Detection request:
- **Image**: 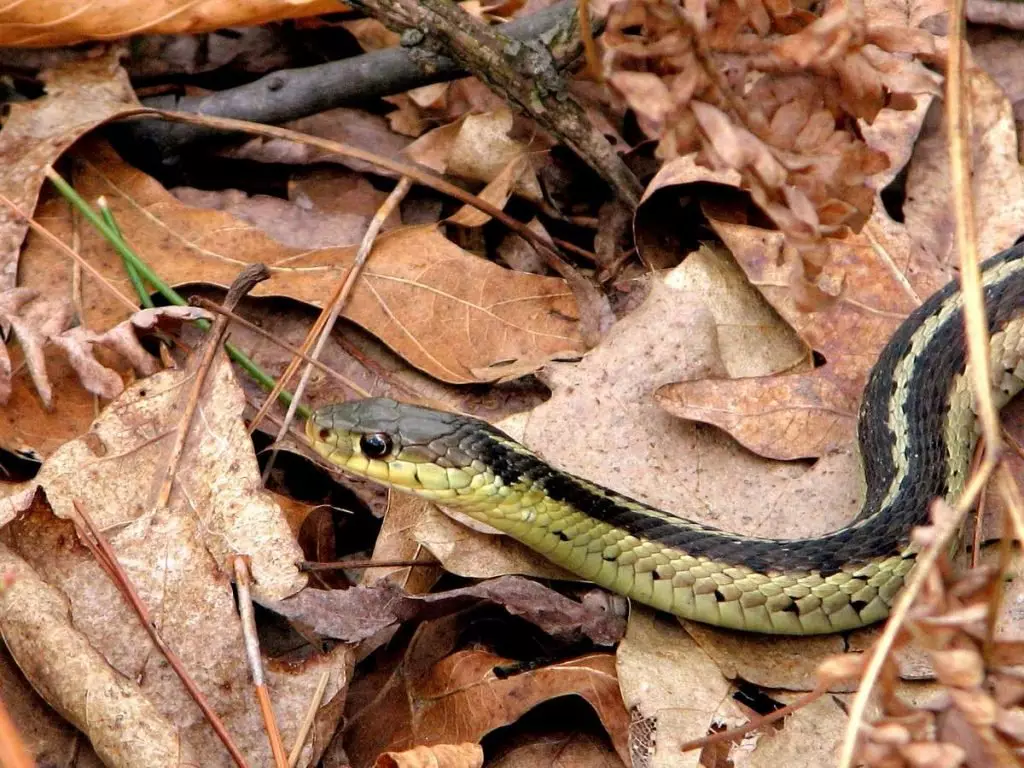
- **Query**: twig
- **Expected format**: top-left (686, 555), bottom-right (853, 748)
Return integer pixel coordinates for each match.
top-left (298, 557), bottom-right (439, 571)
top-left (234, 557), bottom-right (288, 768)
top-left (120, 107), bottom-right (602, 333)
top-left (72, 500), bottom-right (250, 768)
top-left (124, 2), bottom-right (595, 158)
top-left (578, 0), bottom-right (602, 81)
top-left (837, 492), bottom-right (985, 768)
top-left (157, 265), bottom-right (270, 508)
top-left (287, 671), bottom-right (330, 768)
top-left (251, 177), bottom-right (412, 445)
top-left (344, 0), bottom-right (642, 207)
top-left (0, 186), bottom-right (137, 312)
top-left (192, 298), bottom-right (369, 398)
top-left (680, 686), bottom-right (828, 753)
top-left (838, 5), bottom-right (999, 760)
top-left (947, 11), bottom-right (1000, 454)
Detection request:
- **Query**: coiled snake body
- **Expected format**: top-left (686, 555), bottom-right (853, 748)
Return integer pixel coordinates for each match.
top-left (307, 243), bottom-right (1024, 635)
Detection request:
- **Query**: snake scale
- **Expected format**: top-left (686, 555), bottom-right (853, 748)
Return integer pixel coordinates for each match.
top-left (307, 242), bottom-right (1024, 635)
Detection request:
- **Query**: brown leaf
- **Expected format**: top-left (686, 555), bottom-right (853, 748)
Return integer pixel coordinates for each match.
top-left (1, 356), bottom-right (352, 766)
top-left (903, 66), bottom-right (1024, 267)
top-left (373, 743), bottom-right (483, 768)
top-left (488, 731), bottom-right (624, 768)
top-left (406, 108), bottom-right (543, 202)
top-left (0, 49), bottom-right (139, 291)
top-left (0, 0), bottom-right (341, 47)
top-left (267, 575), bottom-right (626, 646)
top-left (657, 206), bottom-right (949, 459)
top-left (9, 138), bottom-right (582, 456)
top-left (345, 646), bottom-right (630, 767)
top-left (0, 507), bottom-right (192, 767)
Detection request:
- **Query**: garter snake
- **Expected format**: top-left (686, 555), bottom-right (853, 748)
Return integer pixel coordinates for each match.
top-left (307, 242), bottom-right (1024, 635)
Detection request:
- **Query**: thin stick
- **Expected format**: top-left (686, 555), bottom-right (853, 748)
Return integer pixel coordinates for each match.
top-left (839, 6), bottom-right (999, 764)
top-left (130, 108), bottom-right (573, 274)
top-left (946, 12), bottom-right (999, 455)
top-left (970, 437), bottom-right (987, 569)
top-left (0, 188), bottom-right (137, 312)
top-left (578, 0), bottom-right (602, 81)
top-left (192, 298), bottom-right (370, 398)
top-left (837, 465), bottom-right (998, 768)
top-left (156, 265), bottom-right (270, 508)
top-left (287, 671), bottom-right (330, 768)
top-left (681, 686), bottom-right (828, 753)
top-left (72, 500), bottom-right (250, 768)
top-left (234, 557), bottom-right (288, 768)
top-left (298, 558), bottom-right (439, 571)
top-left (252, 178), bottom-right (412, 452)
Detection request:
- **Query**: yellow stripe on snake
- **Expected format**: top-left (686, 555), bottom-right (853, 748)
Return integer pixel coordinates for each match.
top-left (307, 243), bottom-right (1024, 635)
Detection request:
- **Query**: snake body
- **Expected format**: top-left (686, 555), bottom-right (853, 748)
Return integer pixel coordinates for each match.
top-left (307, 243), bottom-right (1024, 635)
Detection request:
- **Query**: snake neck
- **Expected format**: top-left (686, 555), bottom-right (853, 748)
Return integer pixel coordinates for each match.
top-left (434, 244), bottom-right (1024, 581)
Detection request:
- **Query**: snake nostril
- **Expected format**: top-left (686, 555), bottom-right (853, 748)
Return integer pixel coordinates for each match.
top-left (318, 428), bottom-right (331, 441)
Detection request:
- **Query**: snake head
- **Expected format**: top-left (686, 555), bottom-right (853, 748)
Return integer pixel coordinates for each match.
top-left (306, 398), bottom-right (493, 500)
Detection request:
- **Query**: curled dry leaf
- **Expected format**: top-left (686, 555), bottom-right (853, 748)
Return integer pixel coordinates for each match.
top-left (266, 575), bottom-right (626, 646)
top-left (346, 648), bottom-right (630, 767)
top-left (656, 198), bottom-right (949, 459)
top-left (405, 108), bottom-right (543, 202)
top-left (8, 137), bottom-right (582, 457)
top-left (835, 521), bottom-right (1024, 767)
top-left (372, 743), bottom-right (483, 768)
top-left (0, 513), bottom-right (191, 768)
top-left (0, 50), bottom-right (139, 289)
top-left (0, 353), bottom-right (352, 766)
top-left (0, 0), bottom-right (341, 47)
top-left (604, 0), bottom-right (941, 280)
top-left (0, 292), bottom-right (181, 409)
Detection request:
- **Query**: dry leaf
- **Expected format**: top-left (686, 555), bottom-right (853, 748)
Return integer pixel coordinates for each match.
top-left (0, 354), bottom-right (350, 766)
top-left (267, 575), bottom-right (626, 646)
top-left (0, 516), bottom-right (190, 767)
top-left (654, 195), bottom-right (948, 460)
top-left (488, 731), bottom-right (625, 768)
top-left (228, 107), bottom-right (412, 178)
top-left (7, 138), bottom-right (582, 456)
top-left (0, 50), bottom-right (139, 289)
top-left (345, 642), bottom-right (630, 767)
top-left (405, 108), bottom-right (543, 202)
top-left (373, 743), bottom-right (483, 768)
top-left (617, 609), bottom-right (731, 768)
top-left (903, 66), bottom-right (1024, 267)
top-left (0, 0), bottom-right (342, 47)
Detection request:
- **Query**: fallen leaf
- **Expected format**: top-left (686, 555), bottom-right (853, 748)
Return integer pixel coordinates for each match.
top-left (405, 108), bottom-right (543, 201)
top-left (373, 743), bottom-right (483, 768)
top-left (616, 609), bottom-right (731, 768)
top-left (656, 196), bottom-right (949, 459)
top-left (903, 66), bottom-right (1024, 267)
top-left (488, 731), bottom-right (625, 768)
top-left (267, 574), bottom-right (626, 646)
top-left (228, 107), bottom-right (412, 178)
top-left (0, 0), bottom-right (342, 47)
top-left (171, 186), bottom-right (380, 250)
top-left (0, 640), bottom-right (96, 764)
top-left (0, 352), bottom-right (350, 766)
top-left (345, 638), bottom-right (630, 768)
top-left (7, 138), bottom-right (582, 457)
top-left (0, 50), bottom-right (139, 290)
top-left (0, 517), bottom-right (192, 767)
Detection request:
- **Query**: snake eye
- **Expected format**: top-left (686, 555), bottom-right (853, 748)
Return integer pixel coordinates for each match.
top-left (359, 432), bottom-right (393, 459)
